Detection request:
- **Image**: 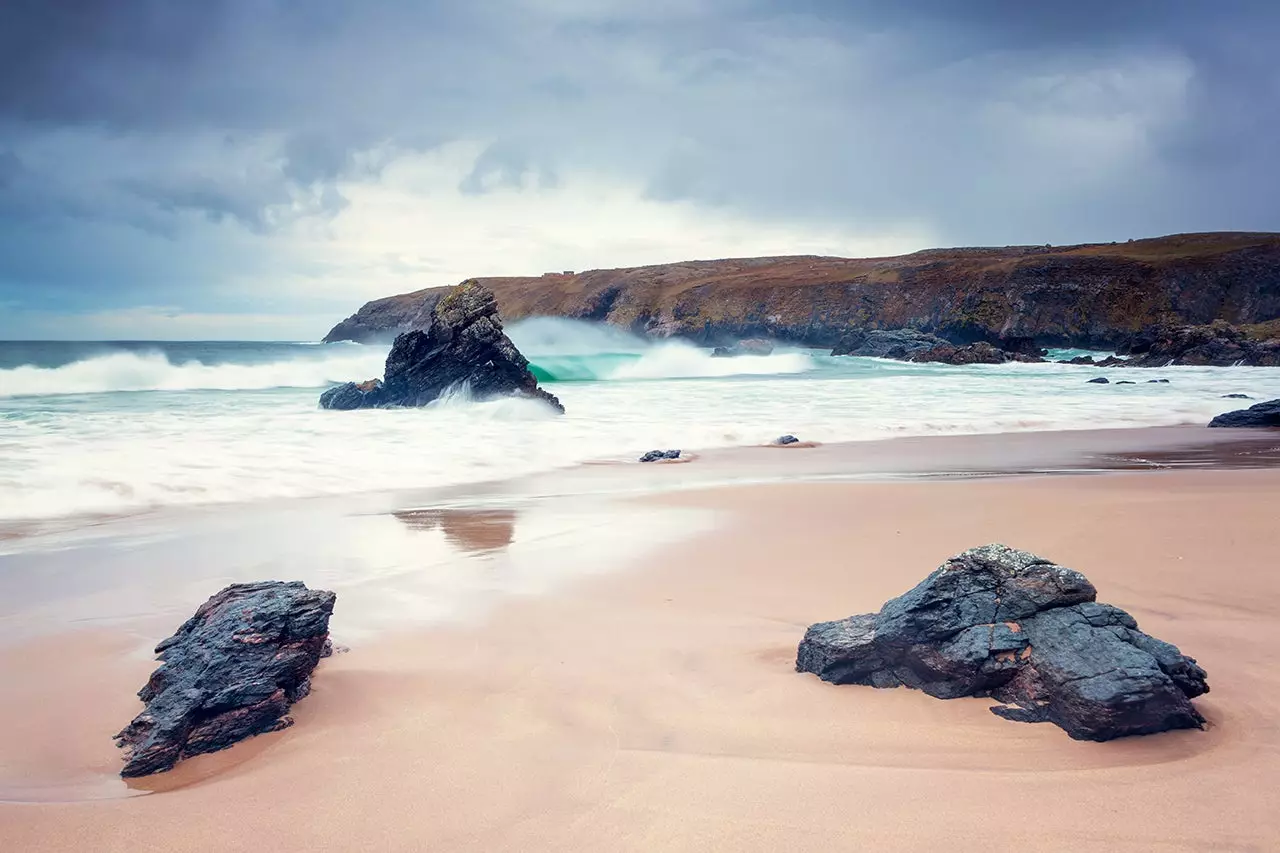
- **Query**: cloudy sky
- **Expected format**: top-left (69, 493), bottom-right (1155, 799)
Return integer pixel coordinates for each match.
top-left (2, 0), bottom-right (1278, 339)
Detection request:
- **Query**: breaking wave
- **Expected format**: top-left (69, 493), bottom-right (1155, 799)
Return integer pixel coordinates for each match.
top-left (0, 348), bottom-right (388, 398)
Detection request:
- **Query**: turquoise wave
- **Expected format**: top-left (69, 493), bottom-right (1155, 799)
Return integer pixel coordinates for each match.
top-left (527, 352), bottom-right (641, 382)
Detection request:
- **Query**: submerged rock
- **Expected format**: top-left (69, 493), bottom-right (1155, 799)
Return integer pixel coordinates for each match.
top-left (319, 281), bottom-right (563, 413)
top-left (796, 545), bottom-right (1208, 741)
top-left (773, 435), bottom-right (800, 446)
top-left (832, 329), bottom-right (949, 359)
top-left (1087, 377), bottom-right (1110, 384)
top-left (1116, 380), bottom-right (1137, 385)
top-left (908, 341), bottom-right (1043, 365)
top-left (1221, 393), bottom-right (1252, 399)
top-left (1149, 379), bottom-right (1171, 383)
top-left (1208, 398), bottom-right (1280, 428)
top-left (712, 338), bottom-right (774, 357)
top-left (1059, 355), bottom-right (1098, 365)
top-left (115, 581), bottom-right (337, 777)
top-left (639, 449), bottom-right (681, 462)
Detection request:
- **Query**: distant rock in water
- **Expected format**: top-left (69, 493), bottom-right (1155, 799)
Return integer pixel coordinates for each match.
top-left (1208, 398), bottom-right (1280, 428)
top-left (796, 544), bottom-right (1208, 741)
top-left (909, 341), bottom-right (1044, 365)
top-left (1119, 320), bottom-right (1280, 367)
top-left (773, 435), bottom-right (800, 446)
top-left (1059, 355), bottom-right (1098, 365)
top-left (639, 449), bottom-right (681, 462)
top-left (319, 281), bottom-right (564, 413)
top-left (712, 339), bottom-right (774, 357)
top-left (115, 581), bottom-right (336, 777)
top-left (1087, 377), bottom-right (1111, 384)
top-left (831, 329), bottom-right (948, 359)
top-left (1222, 393), bottom-right (1252, 399)
top-left (1116, 380), bottom-right (1136, 385)
top-left (1149, 379), bottom-right (1171, 383)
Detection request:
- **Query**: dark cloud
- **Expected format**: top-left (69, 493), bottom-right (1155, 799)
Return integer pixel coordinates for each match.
top-left (1, 0), bottom-right (1278, 334)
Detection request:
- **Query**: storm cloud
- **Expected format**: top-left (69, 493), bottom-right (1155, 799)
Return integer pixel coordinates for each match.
top-left (1, 0), bottom-right (1277, 337)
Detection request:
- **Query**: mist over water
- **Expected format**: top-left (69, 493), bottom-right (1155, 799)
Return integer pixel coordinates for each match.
top-left (2, 324), bottom-right (1279, 530)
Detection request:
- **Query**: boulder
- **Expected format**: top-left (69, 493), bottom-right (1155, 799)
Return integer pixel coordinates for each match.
top-left (712, 339), bottom-right (774, 357)
top-left (773, 435), bottom-right (800, 446)
top-left (115, 581), bottom-right (337, 777)
top-left (832, 329), bottom-right (949, 359)
top-left (796, 545), bottom-right (1208, 741)
top-left (1208, 399), bottom-right (1280, 428)
top-left (1058, 355), bottom-right (1097, 365)
top-left (1116, 380), bottom-right (1136, 385)
top-left (319, 281), bottom-right (563, 413)
top-left (1087, 377), bottom-right (1110, 384)
top-left (639, 449), bottom-right (681, 462)
top-left (908, 341), bottom-right (1044, 365)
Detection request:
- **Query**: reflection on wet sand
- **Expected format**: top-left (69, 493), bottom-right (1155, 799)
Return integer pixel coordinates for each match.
top-left (393, 508), bottom-right (518, 554)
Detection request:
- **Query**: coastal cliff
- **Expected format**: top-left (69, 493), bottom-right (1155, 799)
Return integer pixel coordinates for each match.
top-left (323, 232), bottom-right (1280, 348)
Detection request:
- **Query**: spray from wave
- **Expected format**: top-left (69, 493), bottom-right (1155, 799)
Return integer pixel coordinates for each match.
top-left (507, 317), bottom-right (812, 382)
top-left (0, 347), bottom-right (388, 398)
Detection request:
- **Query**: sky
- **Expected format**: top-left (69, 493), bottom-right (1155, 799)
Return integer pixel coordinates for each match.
top-left (1, 1), bottom-right (1278, 340)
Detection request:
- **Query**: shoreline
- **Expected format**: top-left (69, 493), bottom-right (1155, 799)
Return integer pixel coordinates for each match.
top-left (2, 464), bottom-right (1278, 850)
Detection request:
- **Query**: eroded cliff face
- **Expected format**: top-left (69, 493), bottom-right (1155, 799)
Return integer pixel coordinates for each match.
top-left (322, 232), bottom-right (1280, 347)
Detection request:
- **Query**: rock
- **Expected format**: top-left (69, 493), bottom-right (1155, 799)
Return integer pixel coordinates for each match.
top-left (1116, 380), bottom-right (1136, 385)
top-left (1149, 379), bottom-right (1171, 383)
top-left (795, 545), bottom-right (1208, 741)
top-left (909, 341), bottom-right (1044, 365)
top-left (639, 449), bottom-right (681, 462)
top-left (832, 329), bottom-right (949, 359)
top-left (712, 339), bottom-right (774, 357)
top-left (773, 435), bottom-right (800, 445)
top-left (1208, 399), bottom-right (1280, 428)
top-left (1087, 377), bottom-right (1110, 384)
top-left (1058, 355), bottom-right (1097, 365)
top-left (115, 581), bottom-right (336, 777)
top-left (319, 281), bottom-right (563, 413)
top-left (996, 336), bottom-right (1048, 358)
top-left (1221, 393), bottom-right (1252, 399)
top-left (1119, 320), bottom-right (1280, 367)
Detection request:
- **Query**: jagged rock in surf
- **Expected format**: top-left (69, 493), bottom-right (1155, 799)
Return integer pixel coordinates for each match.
top-left (319, 281), bottom-right (564, 413)
top-left (1118, 321), bottom-right (1280, 367)
top-left (1208, 398), bottom-right (1280, 428)
top-left (1088, 377), bottom-right (1111, 384)
top-left (796, 545), bottom-right (1209, 741)
top-left (909, 341), bottom-right (1043, 365)
top-left (773, 435), bottom-right (800, 445)
top-left (115, 581), bottom-right (336, 777)
top-left (831, 328), bottom-right (948, 359)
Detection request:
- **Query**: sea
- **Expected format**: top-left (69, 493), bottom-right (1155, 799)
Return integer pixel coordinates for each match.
top-left (3, 318), bottom-right (1279, 529)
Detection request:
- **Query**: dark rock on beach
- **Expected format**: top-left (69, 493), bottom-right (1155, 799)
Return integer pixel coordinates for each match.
top-left (320, 281), bottom-right (563, 413)
top-left (639, 449), bottom-right (681, 462)
top-left (908, 341), bottom-right (1044, 365)
top-left (831, 328), bottom-right (949, 359)
top-left (115, 581), bottom-right (337, 778)
top-left (796, 544), bottom-right (1209, 741)
top-left (712, 338), bottom-right (774, 357)
top-left (1087, 377), bottom-right (1110, 384)
top-left (1208, 398), bottom-right (1280, 428)
top-left (773, 435), bottom-right (800, 445)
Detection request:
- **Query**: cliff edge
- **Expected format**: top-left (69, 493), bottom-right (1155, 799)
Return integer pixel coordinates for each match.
top-left (322, 232), bottom-right (1280, 348)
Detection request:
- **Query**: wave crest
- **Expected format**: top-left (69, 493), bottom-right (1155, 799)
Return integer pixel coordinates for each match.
top-left (0, 348), bottom-right (388, 398)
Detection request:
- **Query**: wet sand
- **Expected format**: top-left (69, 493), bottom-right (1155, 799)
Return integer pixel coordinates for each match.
top-left (2, 431), bottom-right (1280, 850)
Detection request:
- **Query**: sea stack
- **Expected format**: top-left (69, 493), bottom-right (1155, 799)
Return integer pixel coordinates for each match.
top-left (320, 280), bottom-right (564, 413)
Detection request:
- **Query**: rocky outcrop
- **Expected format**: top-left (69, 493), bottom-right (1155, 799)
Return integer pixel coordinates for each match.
top-left (1208, 399), bottom-right (1280, 428)
top-left (796, 545), bottom-right (1208, 741)
top-left (115, 581), bottom-right (336, 777)
top-left (320, 281), bottom-right (564, 413)
top-left (712, 338), bottom-right (774, 357)
top-left (1117, 320), bottom-right (1280, 366)
top-left (831, 328), bottom-right (948, 358)
top-left (908, 341), bottom-right (1043, 365)
top-left (323, 233), bottom-right (1280, 350)
top-left (639, 449), bottom-right (681, 462)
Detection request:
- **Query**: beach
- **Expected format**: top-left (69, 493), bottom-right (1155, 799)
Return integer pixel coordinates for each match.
top-left (2, 429), bottom-right (1279, 851)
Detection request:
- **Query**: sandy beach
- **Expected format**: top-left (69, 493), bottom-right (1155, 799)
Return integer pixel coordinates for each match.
top-left (2, 430), bottom-right (1280, 851)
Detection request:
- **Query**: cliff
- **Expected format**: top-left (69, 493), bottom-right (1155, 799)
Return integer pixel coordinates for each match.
top-left (322, 232), bottom-right (1280, 347)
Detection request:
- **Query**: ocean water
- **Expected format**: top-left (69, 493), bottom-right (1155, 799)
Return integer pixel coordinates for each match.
top-left (2, 318), bottom-right (1279, 526)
